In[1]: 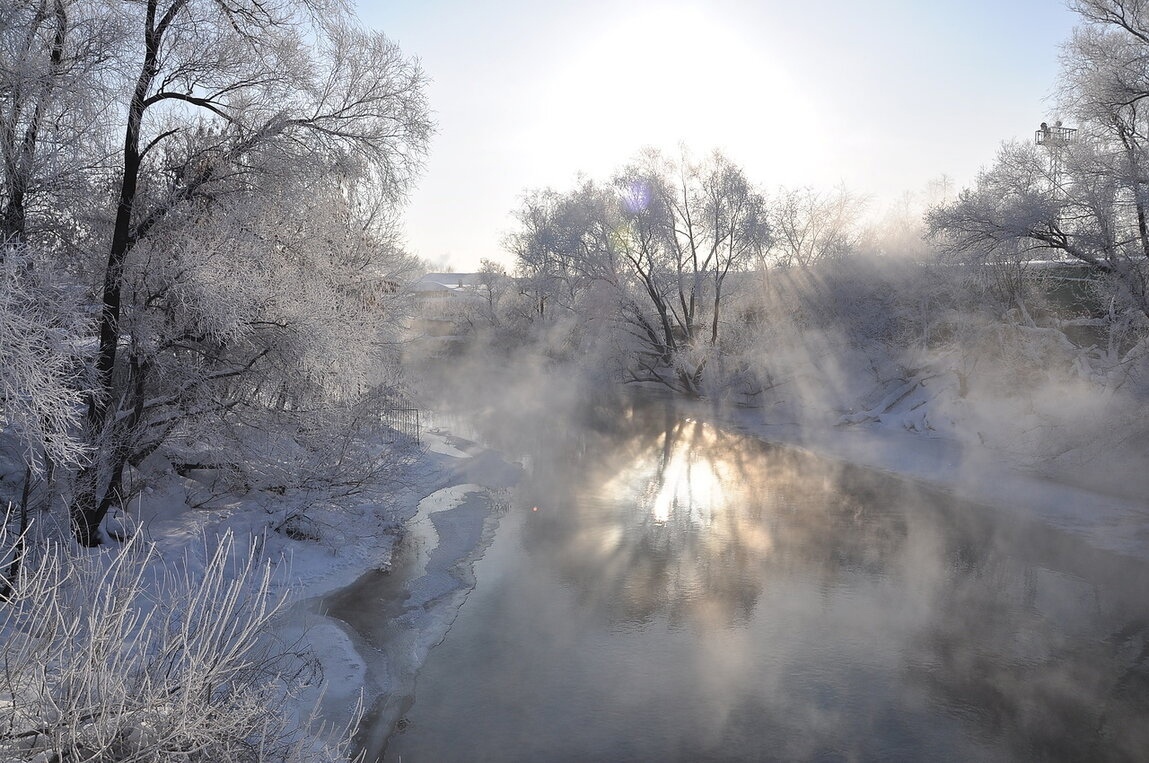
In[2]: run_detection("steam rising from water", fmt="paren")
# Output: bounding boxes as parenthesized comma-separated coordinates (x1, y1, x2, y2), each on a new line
(383, 390, 1149, 761)
(409, 250, 1149, 511)
(392, 251, 1149, 759)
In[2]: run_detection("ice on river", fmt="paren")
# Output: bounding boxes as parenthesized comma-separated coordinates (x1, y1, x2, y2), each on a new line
(320, 432, 518, 755)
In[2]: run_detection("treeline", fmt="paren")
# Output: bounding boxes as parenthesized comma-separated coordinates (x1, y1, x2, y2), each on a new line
(472, 146, 926, 399)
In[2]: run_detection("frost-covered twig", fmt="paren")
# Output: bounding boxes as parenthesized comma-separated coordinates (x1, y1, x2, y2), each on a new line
(0, 522, 360, 762)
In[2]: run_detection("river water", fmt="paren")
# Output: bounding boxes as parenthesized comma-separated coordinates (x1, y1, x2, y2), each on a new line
(348, 399, 1149, 762)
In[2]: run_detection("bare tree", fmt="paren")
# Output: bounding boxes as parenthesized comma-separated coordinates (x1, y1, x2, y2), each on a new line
(474, 258, 510, 326)
(507, 149, 770, 395)
(66, 0, 432, 545)
(694, 153, 773, 343)
(768, 184, 867, 269)
(508, 183, 606, 322)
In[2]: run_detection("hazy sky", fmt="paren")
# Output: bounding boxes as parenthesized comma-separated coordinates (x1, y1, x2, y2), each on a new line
(356, 0, 1079, 271)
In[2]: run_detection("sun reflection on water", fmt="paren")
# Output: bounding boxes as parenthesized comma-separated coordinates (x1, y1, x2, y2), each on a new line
(522, 407, 911, 631)
(599, 418, 779, 592)
(648, 440, 727, 526)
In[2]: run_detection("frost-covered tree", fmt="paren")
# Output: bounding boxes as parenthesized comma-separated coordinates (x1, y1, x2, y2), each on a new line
(623, 149, 771, 348)
(56, 0, 433, 545)
(769, 185, 867, 269)
(0, 244, 89, 476)
(507, 149, 770, 395)
(928, 0, 1149, 321)
(473, 258, 510, 327)
(508, 184, 601, 322)
(0, 0, 432, 545)
(102, 172, 416, 497)
(0, 0, 118, 246)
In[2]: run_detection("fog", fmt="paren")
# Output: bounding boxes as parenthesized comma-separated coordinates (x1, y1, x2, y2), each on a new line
(351, 244, 1145, 758)
(340, 192, 1149, 758)
(410, 246, 1149, 506)
(377, 375, 1149, 761)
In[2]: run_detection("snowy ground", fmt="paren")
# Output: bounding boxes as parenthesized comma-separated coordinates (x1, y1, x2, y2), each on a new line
(85, 424, 518, 755)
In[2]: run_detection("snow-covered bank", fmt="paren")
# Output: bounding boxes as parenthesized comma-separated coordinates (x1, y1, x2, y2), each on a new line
(284, 428, 520, 756)
(91, 425, 519, 757)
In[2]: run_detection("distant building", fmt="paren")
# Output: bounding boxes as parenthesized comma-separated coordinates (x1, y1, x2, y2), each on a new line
(406, 272, 492, 352)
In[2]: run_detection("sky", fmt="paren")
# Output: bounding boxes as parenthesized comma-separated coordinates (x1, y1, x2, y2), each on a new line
(355, 0, 1080, 272)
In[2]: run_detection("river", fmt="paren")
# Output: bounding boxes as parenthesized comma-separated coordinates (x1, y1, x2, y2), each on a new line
(337, 397, 1149, 762)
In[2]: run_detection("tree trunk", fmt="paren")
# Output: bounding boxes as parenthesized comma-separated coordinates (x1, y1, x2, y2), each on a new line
(0, 467, 33, 600)
(1, 0, 67, 244)
(73, 0, 169, 545)
(710, 278, 723, 344)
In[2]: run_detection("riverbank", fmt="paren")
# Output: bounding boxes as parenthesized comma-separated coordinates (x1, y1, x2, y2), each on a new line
(107, 424, 519, 755)
(274, 427, 521, 754)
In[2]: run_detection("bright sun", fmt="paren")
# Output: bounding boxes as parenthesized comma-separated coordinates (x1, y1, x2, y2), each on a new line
(531, 5, 829, 184)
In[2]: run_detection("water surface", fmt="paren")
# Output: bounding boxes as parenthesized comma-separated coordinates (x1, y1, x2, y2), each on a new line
(371, 402, 1149, 761)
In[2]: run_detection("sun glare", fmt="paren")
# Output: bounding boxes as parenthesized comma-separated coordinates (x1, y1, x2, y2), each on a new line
(532, 5, 830, 184)
(651, 445, 726, 525)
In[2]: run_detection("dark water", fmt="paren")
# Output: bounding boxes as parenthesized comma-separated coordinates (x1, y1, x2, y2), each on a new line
(374, 402, 1149, 762)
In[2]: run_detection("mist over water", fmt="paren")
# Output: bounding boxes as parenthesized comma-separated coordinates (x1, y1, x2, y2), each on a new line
(373, 374, 1149, 762)
(347, 250, 1149, 761)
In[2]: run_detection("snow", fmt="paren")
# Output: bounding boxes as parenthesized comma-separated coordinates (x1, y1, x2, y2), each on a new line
(424, 435, 471, 459)
(266, 430, 514, 746)
(53, 424, 508, 754)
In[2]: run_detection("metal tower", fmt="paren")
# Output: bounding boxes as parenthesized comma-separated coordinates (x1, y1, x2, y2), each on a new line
(1035, 120, 1076, 199)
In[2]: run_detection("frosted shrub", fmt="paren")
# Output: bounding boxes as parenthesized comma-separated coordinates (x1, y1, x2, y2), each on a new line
(0, 524, 358, 762)
(168, 386, 421, 516)
(0, 244, 90, 475)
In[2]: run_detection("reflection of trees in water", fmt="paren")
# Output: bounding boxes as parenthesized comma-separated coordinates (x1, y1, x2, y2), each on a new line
(521, 403, 1149, 756)
(908, 508, 1149, 760)
(520, 403, 910, 629)
(442, 396, 1149, 758)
